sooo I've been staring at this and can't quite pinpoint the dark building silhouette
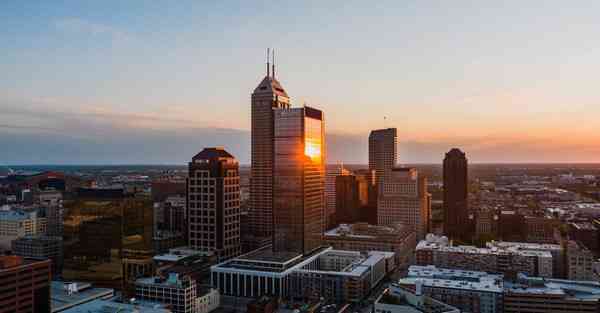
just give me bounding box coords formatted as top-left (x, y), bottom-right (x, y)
top-left (368, 128), bottom-right (397, 185)
top-left (443, 148), bottom-right (469, 241)
top-left (188, 147), bottom-right (241, 261)
top-left (0, 256), bottom-right (51, 313)
top-left (335, 174), bottom-right (369, 225)
top-left (249, 50), bottom-right (290, 243)
top-left (12, 235), bottom-right (63, 279)
top-left (272, 106), bottom-right (325, 255)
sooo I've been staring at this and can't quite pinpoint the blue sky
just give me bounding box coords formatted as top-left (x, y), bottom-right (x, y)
top-left (2, 1), bottom-right (600, 164)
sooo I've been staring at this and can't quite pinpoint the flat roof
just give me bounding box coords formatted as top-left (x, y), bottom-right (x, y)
top-left (60, 299), bottom-right (170, 313)
top-left (51, 281), bottom-right (114, 312)
top-left (237, 247), bottom-right (302, 264)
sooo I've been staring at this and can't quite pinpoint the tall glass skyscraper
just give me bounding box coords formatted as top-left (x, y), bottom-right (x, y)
top-left (249, 59), bottom-right (290, 241)
top-left (272, 106), bottom-right (325, 254)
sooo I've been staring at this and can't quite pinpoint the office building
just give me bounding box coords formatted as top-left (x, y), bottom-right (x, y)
top-left (135, 273), bottom-right (198, 313)
top-left (62, 187), bottom-right (153, 290)
top-left (210, 246), bottom-right (394, 303)
top-left (188, 147), bottom-right (241, 261)
top-left (488, 241), bottom-right (564, 279)
top-left (335, 174), bottom-right (370, 225)
top-left (0, 255), bottom-right (51, 313)
top-left (377, 168), bottom-right (431, 240)
top-left (443, 148), bottom-right (469, 241)
top-left (368, 128), bottom-right (397, 185)
top-left (273, 106), bottom-right (325, 254)
top-left (504, 274), bottom-right (600, 313)
top-left (399, 265), bottom-right (504, 313)
top-left (416, 234), bottom-right (555, 278)
top-left (325, 164), bottom-right (350, 228)
top-left (12, 235), bottom-right (63, 279)
top-left (323, 222), bottom-right (415, 268)
top-left (249, 51), bottom-right (290, 241)
top-left (0, 209), bottom-right (47, 251)
top-left (374, 283), bottom-right (460, 313)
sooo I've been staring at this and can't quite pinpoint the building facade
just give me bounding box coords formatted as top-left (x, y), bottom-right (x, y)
top-left (135, 273), bottom-right (198, 313)
top-left (325, 164), bottom-right (350, 229)
top-left (368, 128), bottom-right (397, 185)
top-left (0, 210), bottom-right (47, 251)
top-left (0, 255), bottom-right (51, 313)
top-left (249, 58), bottom-right (290, 241)
top-left (12, 235), bottom-right (63, 279)
top-left (273, 106), bottom-right (325, 255)
top-left (443, 148), bottom-right (469, 242)
top-left (188, 147), bottom-right (241, 261)
top-left (377, 168), bottom-right (430, 240)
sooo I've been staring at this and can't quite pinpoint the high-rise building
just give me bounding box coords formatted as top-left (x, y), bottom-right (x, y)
top-left (0, 210), bottom-right (47, 251)
top-left (368, 128), bottom-right (397, 185)
top-left (443, 148), bottom-right (469, 241)
top-left (325, 164), bottom-right (350, 229)
top-left (272, 106), bottom-right (325, 254)
top-left (188, 147), bottom-right (241, 261)
top-left (335, 174), bottom-right (369, 225)
top-left (377, 168), bottom-right (431, 240)
top-left (249, 51), bottom-right (290, 242)
top-left (0, 255), bottom-right (51, 313)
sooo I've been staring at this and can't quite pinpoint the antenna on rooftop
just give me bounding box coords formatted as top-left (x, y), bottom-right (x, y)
top-left (266, 48), bottom-right (271, 78)
top-left (272, 48), bottom-right (276, 79)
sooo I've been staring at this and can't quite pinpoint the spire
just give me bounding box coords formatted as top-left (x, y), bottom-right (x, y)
top-left (272, 48), bottom-right (276, 79)
top-left (266, 48), bottom-right (271, 78)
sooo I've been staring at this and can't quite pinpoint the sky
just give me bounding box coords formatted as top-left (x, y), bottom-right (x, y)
top-left (2, 0), bottom-right (600, 164)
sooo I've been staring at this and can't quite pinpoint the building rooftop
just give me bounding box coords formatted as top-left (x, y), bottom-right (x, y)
top-left (60, 299), bottom-right (170, 313)
top-left (51, 281), bottom-right (114, 312)
top-left (376, 285), bottom-right (459, 313)
top-left (401, 265), bottom-right (504, 294)
top-left (192, 147), bottom-right (235, 161)
top-left (504, 274), bottom-right (600, 301)
top-left (324, 223), bottom-right (412, 240)
top-left (0, 209), bottom-right (38, 221)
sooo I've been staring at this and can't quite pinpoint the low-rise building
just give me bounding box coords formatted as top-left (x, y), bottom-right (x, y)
top-left (135, 273), bottom-right (198, 313)
top-left (323, 222), bottom-right (415, 269)
top-left (398, 265), bottom-right (504, 313)
top-left (50, 281), bottom-right (114, 312)
top-left (210, 247), bottom-right (394, 303)
top-left (504, 274), bottom-right (600, 313)
top-left (374, 283), bottom-right (460, 313)
top-left (416, 234), bottom-right (554, 278)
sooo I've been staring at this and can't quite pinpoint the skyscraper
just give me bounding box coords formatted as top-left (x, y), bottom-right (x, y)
top-left (377, 168), bottom-right (431, 240)
top-left (249, 50), bottom-right (290, 241)
top-left (325, 164), bottom-right (350, 228)
top-left (443, 148), bottom-right (469, 241)
top-left (188, 147), bottom-right (241, 261)
top-left (368, 128), bottom-right (397, 184)
top-left (273, 106), bottom-right (325, 254)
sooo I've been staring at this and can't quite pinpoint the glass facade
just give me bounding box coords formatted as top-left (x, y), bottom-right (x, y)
top-left (273, 107), bottom-right (325, 254)
top-left (62, 189), bottom-right (153, 291)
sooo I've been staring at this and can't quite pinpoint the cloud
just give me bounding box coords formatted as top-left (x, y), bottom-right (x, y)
top-left (53, 17), bottom-right (131, 43)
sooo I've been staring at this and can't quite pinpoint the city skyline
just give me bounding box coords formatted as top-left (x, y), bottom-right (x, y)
top-left (3, 1), bottom-right (600, 164)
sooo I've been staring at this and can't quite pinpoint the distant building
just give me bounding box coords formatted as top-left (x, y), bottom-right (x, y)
top-left (374, 283), bottom-right (460, 313)
top-left (443, 148), bottom-right (469, 242)
top-left (325, 164), bottom-right (350, 228)
top-left (323, 222), bottom-right (415, 268)
top-left (368, 128), bottom-right (397, 185)
top-left (12, 235), bottom-right (63, 279)
top-left (524, 216), bottom-right (558, 244)
top-left (335, 174), bottom-right (370, 225)
top-left (135, 273), bottom-right (198, 313)
top-left (377, 168), bottom-right (431, 240)
top-left (399, 265), bottom-right (504, 313)
top-left (273, 106), bottom-right (325, 255)
top-left (247, 295), bottom-right (279, 313)
top-left (249, 59), bottom-right (290, 242)
top-left (151, 176), bottom-right (186, 202)
top-left (0, 255), bottom-right (51, 313)
top-left (188, 147), bottom-right (241, 261)
top-left (568, 222), bottom-right (599, 253)
top-left (0, 209), bottom-right (47, 251)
